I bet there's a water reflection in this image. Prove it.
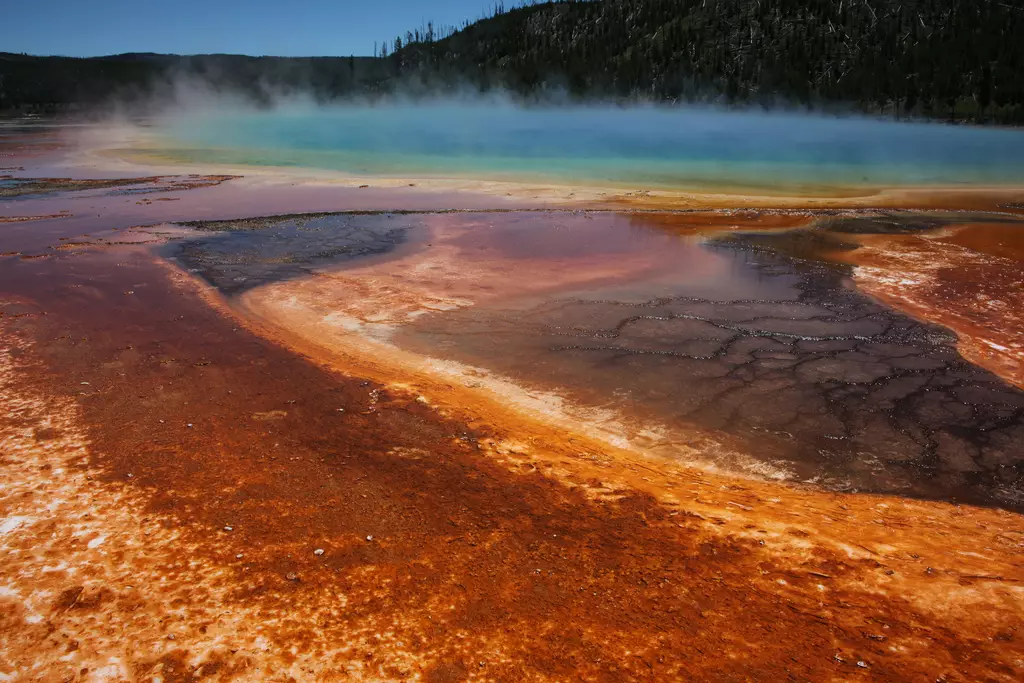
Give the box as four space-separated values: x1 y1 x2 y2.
388 212 1024 507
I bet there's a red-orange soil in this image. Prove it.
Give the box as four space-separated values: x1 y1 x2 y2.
1 240 1022 681
838 223 1024 389
1 135 1023 680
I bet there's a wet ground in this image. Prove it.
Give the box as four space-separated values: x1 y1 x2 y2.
2 122 1023 681
162 209 1024 508
167 213 416 295
0 174 238 200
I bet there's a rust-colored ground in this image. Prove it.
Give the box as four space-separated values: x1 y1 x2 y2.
0 175 239 199
0 239 1021 681
1 130 1023 680
837 223 1024 389
604 186 1024 214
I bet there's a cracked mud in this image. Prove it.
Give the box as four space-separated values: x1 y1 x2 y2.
386 212 1024 509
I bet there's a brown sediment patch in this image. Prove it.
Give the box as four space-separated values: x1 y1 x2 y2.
0 213 71 223
837 224 1024 389
1 245 1023 681
937 222 1024 261
605 186 1024 214
0 175 160 198
623 209 818 235
0 174 239 199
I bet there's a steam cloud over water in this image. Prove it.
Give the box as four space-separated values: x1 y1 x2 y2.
131 100 1024 191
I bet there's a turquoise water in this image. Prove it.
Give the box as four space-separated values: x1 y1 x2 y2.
150 104 1024 191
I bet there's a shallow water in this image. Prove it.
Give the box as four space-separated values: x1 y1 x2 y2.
159 209 1024 508
399 213 1024 505
144 104 1024 191
165 213 414 294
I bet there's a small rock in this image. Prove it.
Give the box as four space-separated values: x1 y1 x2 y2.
235 553 243 559
286 572 299 581
856 661 869 669
223 526 233 532
314 548 325 556
167 634 176 640
80 382 90 386
187 423 193 428
366 535 374 542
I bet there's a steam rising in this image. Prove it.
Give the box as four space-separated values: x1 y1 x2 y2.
90 80 1024 192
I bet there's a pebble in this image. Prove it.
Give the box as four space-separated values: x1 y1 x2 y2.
314 548 325 556
224 526 233 532
286 572 299 581
366 535 374 542
187 423 193 428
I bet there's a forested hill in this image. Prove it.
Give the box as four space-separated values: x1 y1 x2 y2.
0 53 394 111
391 0 1024 123
2 0 1022 124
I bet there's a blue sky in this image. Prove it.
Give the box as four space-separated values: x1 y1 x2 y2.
1 0 515 57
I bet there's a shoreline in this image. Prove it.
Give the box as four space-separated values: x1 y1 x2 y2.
64 126 1024 214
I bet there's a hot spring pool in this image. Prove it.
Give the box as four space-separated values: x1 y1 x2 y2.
139 103 1024 192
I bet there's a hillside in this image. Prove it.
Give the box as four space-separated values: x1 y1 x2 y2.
2 0 1022 123
0 53 393 111
391 0 1024 123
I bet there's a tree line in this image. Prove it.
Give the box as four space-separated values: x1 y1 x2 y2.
2 0 1021 124
390 0 1024 123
